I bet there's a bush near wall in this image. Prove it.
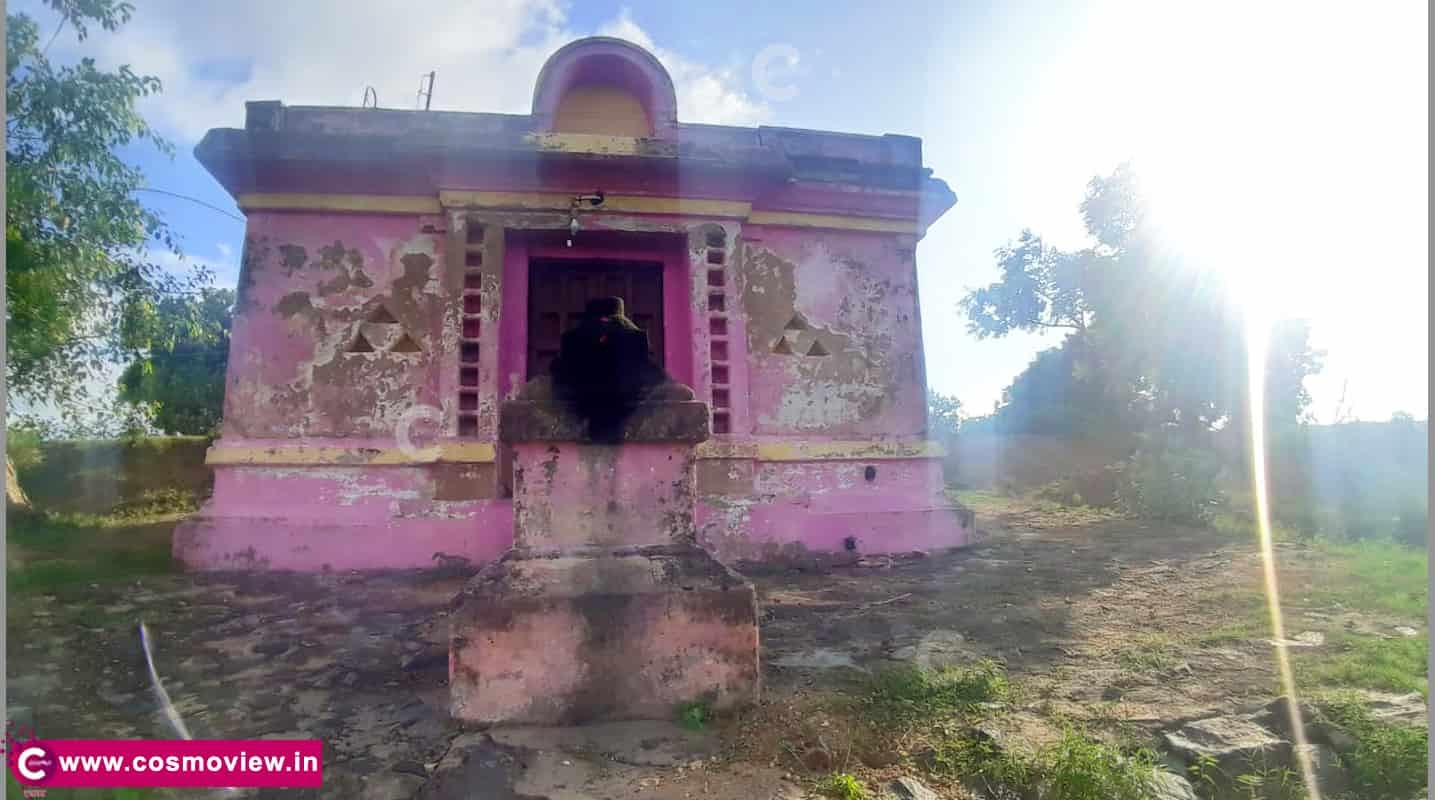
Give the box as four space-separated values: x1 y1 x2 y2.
14 437 213 515
943 433 1135 493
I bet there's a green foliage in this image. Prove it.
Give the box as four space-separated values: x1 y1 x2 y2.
1296 633 1427 695
928 727 1163 800
961 163 1323 438
863 660 1009 727
5 424 46 472
982 337 1135 436
675 696 713 731
926 729 1033 788
9 434 212 515
109 487 201 518
1318 695 1428 799
6 0 208 410
118 288 233 434
926 390 962 440
1115 446 1224 523
961 229 1094 339
816 773 867 800
1036 730 1161 800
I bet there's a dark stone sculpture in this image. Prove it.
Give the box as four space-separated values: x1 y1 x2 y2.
548 297 671 444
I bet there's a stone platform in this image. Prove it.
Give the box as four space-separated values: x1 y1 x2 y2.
450 545 759 724
449 377 761 725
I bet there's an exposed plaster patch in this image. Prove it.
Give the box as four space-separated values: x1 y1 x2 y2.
743 241 911 431
233 230 447 437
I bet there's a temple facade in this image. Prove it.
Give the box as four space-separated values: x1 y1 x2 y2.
175 37 970 571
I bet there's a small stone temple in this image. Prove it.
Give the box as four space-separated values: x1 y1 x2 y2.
176 36 969 573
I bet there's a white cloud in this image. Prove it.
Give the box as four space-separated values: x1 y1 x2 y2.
148 246 241 289
39 1 768 142
595 11 769 126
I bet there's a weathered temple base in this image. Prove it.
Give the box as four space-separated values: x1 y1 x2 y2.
449 377 760 725
450 544 759 724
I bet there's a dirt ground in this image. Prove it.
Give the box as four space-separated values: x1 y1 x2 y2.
7 502 1424 799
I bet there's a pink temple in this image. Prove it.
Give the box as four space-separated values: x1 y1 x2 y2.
175 37 969 572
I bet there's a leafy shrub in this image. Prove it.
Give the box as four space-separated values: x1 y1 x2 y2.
1318 696 1428 799
1037 730 1160 800
109 487 201 518
675 696 713 730
817 773 867 800
1116 447 1224 522
927 727 1163 800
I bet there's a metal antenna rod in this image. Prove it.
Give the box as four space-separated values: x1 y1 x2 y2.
418 71 436 111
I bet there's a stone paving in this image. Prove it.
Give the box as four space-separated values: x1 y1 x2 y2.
8 569 795 799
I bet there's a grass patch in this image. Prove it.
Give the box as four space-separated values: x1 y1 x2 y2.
951 488 1118 527
1301 539 1427 618
926 728 1033 790
1191 589 1270 646
816 772 868 800
7 508 177 594
1194 618 1268 646
1317 694 1428 799
861 660 1010 727
1295 632 1428 695
1314 692 1429 798
928 727 1166 800
1112 634 1181 672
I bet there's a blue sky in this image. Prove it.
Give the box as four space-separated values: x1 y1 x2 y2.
17 0 1428 422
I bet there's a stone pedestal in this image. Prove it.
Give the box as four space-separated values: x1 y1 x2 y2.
450 379 760 725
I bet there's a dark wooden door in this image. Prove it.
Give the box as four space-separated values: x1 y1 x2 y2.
527 259 664 378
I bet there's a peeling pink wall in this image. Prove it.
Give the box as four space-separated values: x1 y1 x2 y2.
176 467 513 570
697 457 970 562
738 227 927 438
225 212 448 440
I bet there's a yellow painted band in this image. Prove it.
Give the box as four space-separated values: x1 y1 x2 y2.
697 440 944 461
236 193 442 215
439 190 752 218
206 442 497 466
237 193 918 232
747 211 920 234
522 132 657 156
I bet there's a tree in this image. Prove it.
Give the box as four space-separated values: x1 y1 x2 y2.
961 163 1322 437
7 0 209 503
961 230 1094 339
985 336 1136 437
7 0 202 408
926 390 963 440
119 288 233 435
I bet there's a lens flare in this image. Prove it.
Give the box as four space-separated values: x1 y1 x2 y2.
1245 311 1321 799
